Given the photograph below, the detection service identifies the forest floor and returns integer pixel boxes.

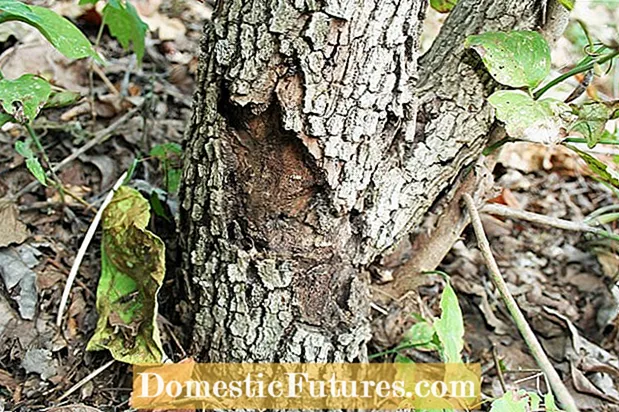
[0,1,618,411]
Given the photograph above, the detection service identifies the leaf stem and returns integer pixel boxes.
[563,137,619,145]
[26,123,65,202]
[534,49,619,99]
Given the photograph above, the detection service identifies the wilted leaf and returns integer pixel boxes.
[87,186,165,364]
[490,390,529,412]
[489,90,572,144]
[434,282,464,363]
[103,0,149,62]
[466,31,551,89]
[0,75,51,123]
[567,145,619,188]
[430,0,457,13]
[570,102,616,148]
[0,0,99,61]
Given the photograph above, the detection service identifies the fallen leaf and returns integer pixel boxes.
[21,348,57,381]
[0,245,39,320]
[87,186,165,364]
[0,368,17,392]
[0,201,29,247]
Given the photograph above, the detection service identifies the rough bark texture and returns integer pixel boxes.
[180,0,551,362]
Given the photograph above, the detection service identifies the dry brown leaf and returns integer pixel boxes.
[0,201,29,247]
[0,368,17,392]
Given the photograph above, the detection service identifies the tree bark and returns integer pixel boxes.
[179,0,561,362]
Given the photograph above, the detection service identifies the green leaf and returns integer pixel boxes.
[402,321,435,346]
[544,392,559,412]
[0,1,99,61]
[87,186,165,364]
[0,75,51,123]
[103,0,148,62]
[567,145,619,188]
[150,143,182,193]
[488,90,571,144]
[25,157,47,186]
[44,90,82,109]
[15,140,48,186]
[79,0,98,5]
[150,142,182,158]
[434,281,464,363]
[528,392,541,410]
[490,390,529,412]
[14,140,33,158]
[394,354,413,363]
[149,191,171,222]
[570,102,616,148]
[558,0,575,10]
[465,31,551,89]
[430,0,457,13]
[0,111,12,127]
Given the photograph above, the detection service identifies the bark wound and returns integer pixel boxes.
[180,0,549,363]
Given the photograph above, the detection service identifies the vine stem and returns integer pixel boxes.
[463,194,579,412]
[563,137,619,145]
[534,49,619,99]
[26,123,66,203]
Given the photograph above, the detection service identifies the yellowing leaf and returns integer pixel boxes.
[430,0,457,13]
[570,102,616,148]
[488,90,572,144]
[434,281,464,363]
[490,390,529,412]
[466,31,551,89]
[87,186,165,364]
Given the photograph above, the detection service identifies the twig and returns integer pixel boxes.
[10,106,141,200]
[482,203,619,241]
[56,172,127,327]
[464,194,579,412]
[492,345,507,393]
[55,359,115,403]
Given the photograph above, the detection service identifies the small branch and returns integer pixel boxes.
[482,203,619,241]
[55,359,115,403]
[464,194,579,412]
[56,172,127,327]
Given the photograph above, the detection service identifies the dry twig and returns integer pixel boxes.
[464,194,579,412]
[56,172,127,327]
[482,203,618,240]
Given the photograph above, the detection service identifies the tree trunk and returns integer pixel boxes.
[179,0,564,362]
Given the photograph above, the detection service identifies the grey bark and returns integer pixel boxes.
[179,0,555,362]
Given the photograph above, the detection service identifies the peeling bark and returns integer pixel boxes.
[179,0,557,362]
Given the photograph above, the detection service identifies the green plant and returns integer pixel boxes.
[466,29,619,192]
[0,1,98,187]
[79,0,149,62]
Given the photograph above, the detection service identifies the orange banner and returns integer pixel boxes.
[131,362,481,410]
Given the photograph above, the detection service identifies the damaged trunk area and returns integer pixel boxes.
[179,0,551,362]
